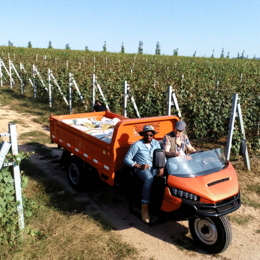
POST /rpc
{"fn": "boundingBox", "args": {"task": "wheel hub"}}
[69,163,80,185]
[194,218,218,245]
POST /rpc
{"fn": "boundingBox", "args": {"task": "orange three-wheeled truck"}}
[50,110,241,254]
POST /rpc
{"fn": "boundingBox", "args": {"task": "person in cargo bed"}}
[124,125,164,223]
[162,120,196,158]
[93,100,107,112]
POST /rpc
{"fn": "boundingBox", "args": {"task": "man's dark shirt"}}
[94,104,107,112]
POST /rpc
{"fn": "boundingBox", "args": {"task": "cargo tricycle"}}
[50,110,240,254]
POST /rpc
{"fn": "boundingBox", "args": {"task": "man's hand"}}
[134,163,149,170]
[141,164,149,170]
[157,168,164,176]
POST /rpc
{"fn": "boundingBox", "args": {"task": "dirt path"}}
[1,105,260,260]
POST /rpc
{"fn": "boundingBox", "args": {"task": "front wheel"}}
[189,216,232,254]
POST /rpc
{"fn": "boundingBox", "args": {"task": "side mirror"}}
[153,149,165,169]
[239,138,247,156]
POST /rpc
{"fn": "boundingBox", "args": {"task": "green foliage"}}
[28,41,32,48]
[0,151,36,245]
[173,48,178,56]
[0,46,260,151]
[65,44,70,50]
[231,130,244,158]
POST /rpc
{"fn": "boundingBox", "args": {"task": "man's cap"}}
[175,121,186,131]
[139,125,157,136]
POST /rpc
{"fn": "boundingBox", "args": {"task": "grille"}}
[207,177,230,187]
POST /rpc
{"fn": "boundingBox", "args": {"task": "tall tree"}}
[241,50,245,59]
[48,41,52,49]
[211,49,214,58]
[103,41,107,52]
[220,48,224,58]
[226,51,230,59]
[8,40,13,47]
[28,41,32,48]
[193,51,196,57]
[85,46,89,51]
[138,41,143,54]
[65,44,70,50]
[155,42,161,55]
[121,42,125,53]
[173,48,178,56]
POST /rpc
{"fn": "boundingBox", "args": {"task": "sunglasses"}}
[144,134,154,137]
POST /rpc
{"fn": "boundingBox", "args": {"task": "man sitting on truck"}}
[124,125,163,223]
[162,120,196,158]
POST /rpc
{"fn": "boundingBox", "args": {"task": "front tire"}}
[189,216,232,254]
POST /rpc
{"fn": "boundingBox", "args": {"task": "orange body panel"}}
[167,162,239,203]
[161,186,182,212]
[50,111,179,186]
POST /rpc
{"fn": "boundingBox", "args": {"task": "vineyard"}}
[0,46,260,151]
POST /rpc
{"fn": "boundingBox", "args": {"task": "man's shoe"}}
[141,203,150,223]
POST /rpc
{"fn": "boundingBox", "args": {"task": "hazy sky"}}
[1,0,259,58]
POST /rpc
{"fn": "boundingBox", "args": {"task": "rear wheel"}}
[189,216,232,254]
[67,156,86,191]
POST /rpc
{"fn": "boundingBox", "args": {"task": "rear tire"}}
[189,216,232,254]
[67,156,86,191]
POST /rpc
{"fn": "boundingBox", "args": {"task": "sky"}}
[0,0,259,58]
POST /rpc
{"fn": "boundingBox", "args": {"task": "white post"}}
[130,95,141,118]
[69,73,72,114]
[33,65,36,99]
[9,124,24,230]
[9,59,12,89]
[96,83,110,111]
[11,62,22,83]
[172,90,182,119]
[123,81,128,117]
[167,85,172,115]
[72,77,86,108]
[50,73,68,106]
[92,74,96,109]
[35,68,48,92]
[20,63,24,94]
[0,59,2,87]
[48,69,52,107]
[237,100,250,170]
[225,94,238,161]
[167,86,182,119]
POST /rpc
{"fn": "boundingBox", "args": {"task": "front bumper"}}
[181,192,241,217]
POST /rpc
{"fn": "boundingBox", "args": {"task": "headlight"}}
[170,188,199,201]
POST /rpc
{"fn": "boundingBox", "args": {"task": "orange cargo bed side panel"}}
[50,111,179,186]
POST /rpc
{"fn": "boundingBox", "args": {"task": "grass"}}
[0,86,69,126]
[19,130,50,145]
[0,158,138,260]
[228,215,250,225]
[0,85,138,259]
[9,119,19,124]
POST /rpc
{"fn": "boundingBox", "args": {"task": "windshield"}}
[166,148,228,177]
